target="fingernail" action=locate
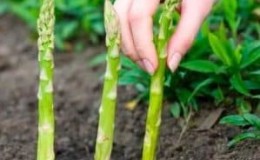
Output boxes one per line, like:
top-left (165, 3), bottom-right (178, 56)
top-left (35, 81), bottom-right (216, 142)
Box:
top-left (142, 59), bottom-right (155, 74)
top-left (169, 52), bottom-right (182, 72)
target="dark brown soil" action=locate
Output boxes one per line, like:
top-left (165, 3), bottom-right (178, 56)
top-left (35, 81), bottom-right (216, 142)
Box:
top-left (0, 15), bottom-right (259, 160)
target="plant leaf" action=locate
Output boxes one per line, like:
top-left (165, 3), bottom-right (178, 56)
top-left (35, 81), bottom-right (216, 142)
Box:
top-left (236, 98), bottom-right (252, 114)
top-left (119, 75), bottom-right (140, 85)
top-left (241, 42), bottom-right (260, 68)
top-left (243, 113), bottom-right (260, 130)
top-left (119, 68), bottom-right (149, 86)
top-left (230, 73), bottom-right (250, 96)
top-left (176, 89), bottom-right (192, 104)
top-left (220, 115), bottom-right (250, 127)
top-left (170, 102), bottom-right (181, 118)
top-left (244, 80), bottom-right (260, 90)
top-left (211, 87), bottom-right (224, 105)
top-left (181, 60), bottom-right (219, 73)
top-left (88, 52), bottom-right (106, 67)
top-left (209, 33), bottom-right (231, 66)
top-left (121, 56), bottom-right (138, 69)
top-left (188, 78), bottom-right (214, 102)
top-left (249, 70), bottom-right (260, 76)
top-left (228, 132), bottom-right (259, 147)
top-left (222, 0), bottom-right (237, 31)
top-left (234, 45), bottom-right (242, 65)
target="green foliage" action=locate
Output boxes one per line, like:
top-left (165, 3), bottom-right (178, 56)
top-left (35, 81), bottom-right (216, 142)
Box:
top-left (88, 52), bottom-right (107, 67)
top-left (0, 0), bottom-right (104, 50)
top-left (142, 1), bottom-right (257, 103)
top-left (170, 102), bottom-right (181, 118)
top-left (119, 56), bottom-right (150, 97)
top-left (116, 0), bottom-right (260, 144)
top-left (88, 1), bottom-right (260, 146)
top-left (180, 60), bottom-right (220, 73)
top-left (220, 113), bottom-right (260, 147)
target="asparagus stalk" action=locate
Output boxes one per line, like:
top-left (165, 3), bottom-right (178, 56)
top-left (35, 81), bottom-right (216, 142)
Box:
top-left (37, 0), bottom-right (55, 160)
top-left (142, 0), bottom-right (179, 159)
top-left (94, 1), bottom-right (120, 160)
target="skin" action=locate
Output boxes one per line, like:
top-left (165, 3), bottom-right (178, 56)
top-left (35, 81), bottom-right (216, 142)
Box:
top-left (114, 0), bottom-right (215, 74)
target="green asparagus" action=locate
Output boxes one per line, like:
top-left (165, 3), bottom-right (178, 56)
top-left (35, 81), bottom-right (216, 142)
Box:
top-left (94, 0), bottom-right (121, 160)
top-left (142, 0), bottom-right (179, 159)
top-left (37, 0), bottom-right (55, 159)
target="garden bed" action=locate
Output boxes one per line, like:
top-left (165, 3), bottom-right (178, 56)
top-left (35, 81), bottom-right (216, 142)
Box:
top-left (0, 15), bottom-right (259, 160)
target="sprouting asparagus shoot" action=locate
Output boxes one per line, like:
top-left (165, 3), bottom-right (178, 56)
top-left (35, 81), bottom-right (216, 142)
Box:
top-left (94, 0), bottom-right (121, 160)
top-left (142, 0), bottom-right (179, 159)
top-left (37, 0), bottom-right (55, 159)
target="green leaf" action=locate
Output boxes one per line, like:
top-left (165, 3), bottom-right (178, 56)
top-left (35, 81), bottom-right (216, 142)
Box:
top-left (230, 73), bottom-right (250, 96)
top-left (176, 89), bottom-right (192, 104)
top-left (236, 98), bottom-right (251, 114)
top-left (188, 78), bottom-right (214, 102)
top-left (119, 74), bottom-right (140, 85)
top-left (220, 115), bottom-right (250, 127)
top-left (121, 56), bottom-right (138, 69)
top-left (180, 60), bottom-right (219, 73)
top-left (119, 69), bottom-right (149, 86)
top-left (10, 3), bottom-right (38, 28)
top-left (244, 80), bottom-right (260, 90)
top-left (209, 33), bottom-right (231, 66)
top-left (243, 113), bottom-right (260, 129)
top-left (216, 21), bottom-right (228, 42)
top-left (241, 42), bottom-right (260, 68)
top-left (211, 87), bottom-right (224, 105)
top-left (170, 102), bottom-right (181, 118)
top-left (234, 45), bottom-right (242, 65)
top-left (200, 20), bottom-right (210, 38)
top-left (222, 0), bottom-right (237, 29)
top-left (136, 83), bottom-right (148, 93)
top-left (88, 52), bottom-right (106, 67)
top-left (58, 21), bottom-right (79, 39)
top-left (249, 70), bottom-right (260, 76)
top-left (164, 74), bottom-right (172, 87)
top-left (228, 132), bottom-right (260, 147)
top-left (252, 95), bottom-right (260, 99)
top-left (0, 2), bottom-right (8, 14)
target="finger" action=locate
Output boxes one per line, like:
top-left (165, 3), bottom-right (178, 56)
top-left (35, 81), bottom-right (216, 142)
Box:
top-left (114, 0), bottom-right (140, 61)
top-left (167, 0), bottom-right (214, 72)
top-left (128, 0), bottom-right (160, 74)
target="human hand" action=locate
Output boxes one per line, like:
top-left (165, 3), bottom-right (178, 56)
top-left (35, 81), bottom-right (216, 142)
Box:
top-left (114, 0), bottom-right (215, 74)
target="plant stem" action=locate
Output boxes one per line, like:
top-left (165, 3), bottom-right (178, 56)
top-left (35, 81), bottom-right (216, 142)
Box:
top-left (94, 1), bottom-right (120, 160)
top-left (142, 0), bottom-right (179, 159)
top-left (37, 0), bottom-right (55, 160)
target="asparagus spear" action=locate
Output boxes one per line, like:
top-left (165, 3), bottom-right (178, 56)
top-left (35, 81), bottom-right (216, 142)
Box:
top-left (142, 0), bottom-right (179, 159)
top-left (37, 0), bottom-right (55, 159)
top-left (94, 0), bottom-right (120, 159)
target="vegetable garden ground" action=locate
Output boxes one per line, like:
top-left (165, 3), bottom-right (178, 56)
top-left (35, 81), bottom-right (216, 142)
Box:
top-left (0, 14), bottom-right (259, 160)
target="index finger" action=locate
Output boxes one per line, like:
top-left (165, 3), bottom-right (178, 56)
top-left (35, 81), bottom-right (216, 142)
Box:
top-left (128, 0), bottom-right (160, 74)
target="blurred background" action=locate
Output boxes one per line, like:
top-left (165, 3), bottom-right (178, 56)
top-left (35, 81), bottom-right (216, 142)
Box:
top-left (0, 0), bottom-right (105, 50)
top-left (0, 0), bottom-right (260, 160)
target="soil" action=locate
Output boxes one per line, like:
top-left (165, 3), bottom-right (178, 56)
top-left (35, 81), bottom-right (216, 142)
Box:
top-left (0, 14), bottom-right (259, 160)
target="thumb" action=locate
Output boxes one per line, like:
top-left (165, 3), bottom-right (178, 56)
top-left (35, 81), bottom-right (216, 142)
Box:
top-left (167, 0), bottom-right (214, 72)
